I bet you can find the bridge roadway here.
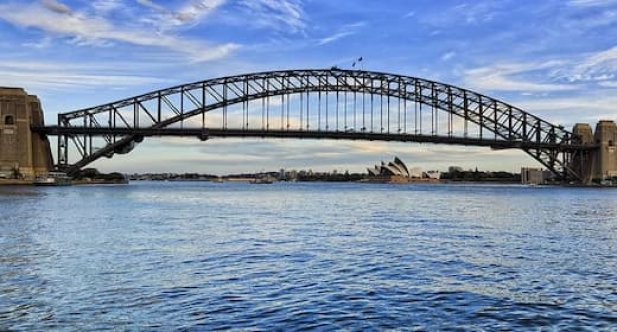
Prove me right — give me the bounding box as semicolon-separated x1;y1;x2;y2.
33;126;596;152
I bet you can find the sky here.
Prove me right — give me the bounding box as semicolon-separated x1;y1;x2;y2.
0;0;616;174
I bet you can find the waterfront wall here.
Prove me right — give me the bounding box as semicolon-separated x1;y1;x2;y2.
0;87;52;180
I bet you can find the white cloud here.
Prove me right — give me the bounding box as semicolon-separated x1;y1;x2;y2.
135;0;166;11
317;21;365;46
0;1;238;63
464;62;575;92
41;0;71;14
423;2;501;27
569;0;617;6
441;51;456;61
403;11;416;19
135;0;307;34
317;31;355;46
566;45;617;83
136;0;226;31
237;0;306;32
0;60;168;90
599;81;617;87
518;94;617;114
174;0;225;24
92;0;124;13
23;36;54;49
461;54;617;124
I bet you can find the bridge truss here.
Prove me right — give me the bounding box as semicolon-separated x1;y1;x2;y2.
35;69;595;182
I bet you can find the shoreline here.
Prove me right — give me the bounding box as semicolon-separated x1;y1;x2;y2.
1;178;615;187
128;179;617;187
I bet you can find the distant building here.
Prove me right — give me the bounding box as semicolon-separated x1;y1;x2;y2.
521;167;551;185
409;167;423;178
448;166;463;173
424;170;441;179
367;157;410;177
367;157;438;183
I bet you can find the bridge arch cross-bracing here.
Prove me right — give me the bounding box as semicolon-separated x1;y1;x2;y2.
42;69;593;182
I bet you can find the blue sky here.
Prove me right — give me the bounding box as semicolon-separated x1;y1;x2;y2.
0;0;616;174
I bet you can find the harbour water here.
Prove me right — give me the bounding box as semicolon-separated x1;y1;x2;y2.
0;182;615;330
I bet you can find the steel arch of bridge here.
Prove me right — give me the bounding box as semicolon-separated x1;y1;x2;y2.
43;69;594;181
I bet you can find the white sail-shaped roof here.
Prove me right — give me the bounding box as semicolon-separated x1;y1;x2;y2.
394;157;410;177
367;157;413;178
367;167;380;176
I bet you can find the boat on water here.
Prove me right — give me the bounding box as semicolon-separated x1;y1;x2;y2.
34;172;72;186
251;176;275;184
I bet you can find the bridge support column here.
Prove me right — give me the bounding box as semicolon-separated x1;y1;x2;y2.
594;120;617;182
572;121;617;184
0;87;52;181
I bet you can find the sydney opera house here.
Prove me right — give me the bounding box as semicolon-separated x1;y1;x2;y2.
367;157;440;183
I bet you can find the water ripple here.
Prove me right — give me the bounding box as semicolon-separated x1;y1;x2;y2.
0;182;615;330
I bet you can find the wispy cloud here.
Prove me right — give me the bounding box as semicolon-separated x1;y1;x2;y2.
462;44;617;94
569;0;617;6
23;36;54;49
91;0;125;13
0;60;168;90
175;0;226;24
135;0;166;12
236;0;306;32
317;22;365;46
422;2;502;27
463;61;576;92
568;45;617;82
317;31;355;46
0;1;238;62
518;94;617;114
514;93;617;127
41;0;71;14
441;51;456;61
403;11;416;19
455;2;499;24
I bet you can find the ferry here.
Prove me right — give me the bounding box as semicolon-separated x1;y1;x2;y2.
34;172;72;186
251;176;275;184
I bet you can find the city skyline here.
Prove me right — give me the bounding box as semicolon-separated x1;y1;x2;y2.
1;0;616;173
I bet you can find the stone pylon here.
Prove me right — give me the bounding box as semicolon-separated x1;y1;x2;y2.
0;87;52;180
571;120;617;184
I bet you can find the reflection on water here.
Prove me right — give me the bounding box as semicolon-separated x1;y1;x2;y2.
0;182;615;330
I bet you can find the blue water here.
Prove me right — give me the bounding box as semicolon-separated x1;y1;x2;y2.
0;182;615;330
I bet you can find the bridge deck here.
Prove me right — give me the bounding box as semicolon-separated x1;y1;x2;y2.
33;126;597;151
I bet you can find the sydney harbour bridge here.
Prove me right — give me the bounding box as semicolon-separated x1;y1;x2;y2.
32;69;608;184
